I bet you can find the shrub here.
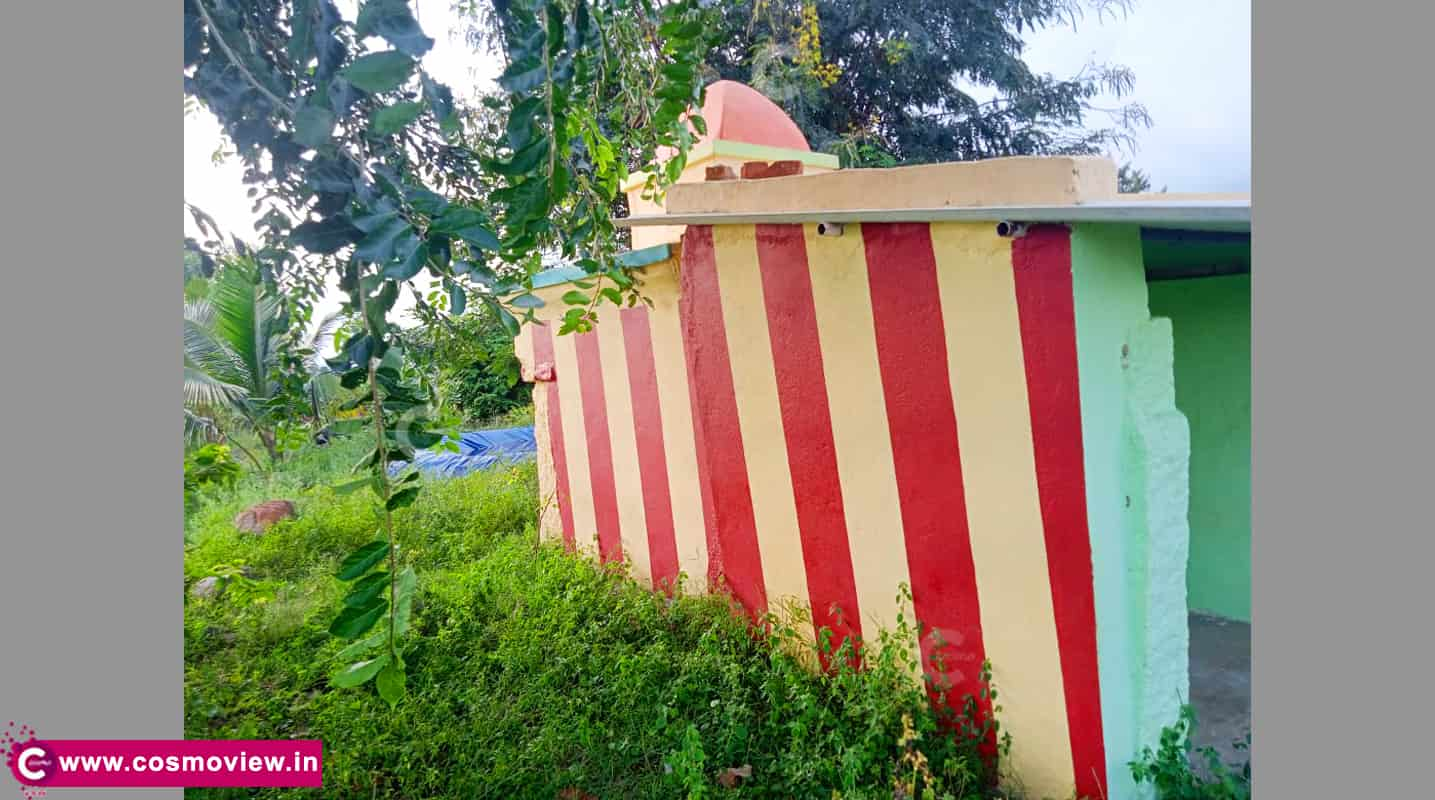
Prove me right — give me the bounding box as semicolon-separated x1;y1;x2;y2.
1129;704;1251;800
184;443;242;510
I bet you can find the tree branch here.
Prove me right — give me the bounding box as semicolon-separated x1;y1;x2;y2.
193;0;297;117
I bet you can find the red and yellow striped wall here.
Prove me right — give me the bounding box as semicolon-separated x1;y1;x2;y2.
516;222;1106;800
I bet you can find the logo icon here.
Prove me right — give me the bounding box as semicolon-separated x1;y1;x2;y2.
3;722;50;799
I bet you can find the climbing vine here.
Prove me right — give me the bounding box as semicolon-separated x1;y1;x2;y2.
183;0;713;703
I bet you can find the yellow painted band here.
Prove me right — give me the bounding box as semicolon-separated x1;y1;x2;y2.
929;222;1075;799
642;261;710;594
801;222;916;654
710;225;811;626
594;304;653;586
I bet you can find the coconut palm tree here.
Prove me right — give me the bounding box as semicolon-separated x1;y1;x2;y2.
183;256;346;468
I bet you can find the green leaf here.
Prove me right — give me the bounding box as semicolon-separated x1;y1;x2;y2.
354;216;413;263
345;571;390;608
334;629;386;661
421;73;456;127
330;76;361;115
449;283;467;315
428;235;452;270
339;331;377;368
293;104;336;149
386;486;420;511
381;235;426;280
510;293;545;309
496;303;520;337
505;175;550;223
286;0;316;65
506;96;543;150
338;366;368;390
498;56;545;93
376;659;407;706
493;137;549;177
305;158;355;193
352;205;400;234
374;279;400;313
342;51;415;93
406;188;448;217
370;101;424;136
402;427;444;449
393;567;417;638
331;654;390;688
292;218;362;255
561;290;589;305
660;63;694;84
356;0;434;57
431;207;500;251
337;540;391;580
332;477;371;495
328;599;388;639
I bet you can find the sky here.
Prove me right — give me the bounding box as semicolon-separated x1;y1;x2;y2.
183;0;1250;325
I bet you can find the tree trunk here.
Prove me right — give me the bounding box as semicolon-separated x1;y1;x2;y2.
258;428;280;466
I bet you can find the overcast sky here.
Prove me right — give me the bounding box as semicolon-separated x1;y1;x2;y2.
183;0;1250;323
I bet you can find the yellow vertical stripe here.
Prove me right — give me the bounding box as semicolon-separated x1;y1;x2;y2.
643;260;710;594
550;326;599;558
595;306;652;586
802;223;917;649
711;225;811;625
929;222;1074;799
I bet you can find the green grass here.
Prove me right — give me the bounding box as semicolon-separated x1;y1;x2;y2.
184;436;998;799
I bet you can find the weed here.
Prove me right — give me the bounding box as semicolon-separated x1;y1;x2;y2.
1129;704;1251;800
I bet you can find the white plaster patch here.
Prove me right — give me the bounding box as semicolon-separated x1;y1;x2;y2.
1122;317;1193;751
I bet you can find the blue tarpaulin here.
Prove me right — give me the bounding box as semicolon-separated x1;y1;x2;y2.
388;426;537;479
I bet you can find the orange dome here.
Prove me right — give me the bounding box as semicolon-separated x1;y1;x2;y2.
694;80;810;151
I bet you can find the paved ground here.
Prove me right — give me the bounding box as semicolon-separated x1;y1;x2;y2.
1189;612;1251;774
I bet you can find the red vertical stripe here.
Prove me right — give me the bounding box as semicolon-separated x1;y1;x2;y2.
754;224;864;660
532;326;575;549
620;306;681;592
678;226;767;616
862;222;990;714
574;329;623;563
1012;225;1108;798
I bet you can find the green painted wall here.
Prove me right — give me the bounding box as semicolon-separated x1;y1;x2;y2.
1148;275;1252;622
1070;224;1153;800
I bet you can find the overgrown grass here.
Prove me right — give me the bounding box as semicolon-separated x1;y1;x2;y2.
185;438;999;799
475;402;536;430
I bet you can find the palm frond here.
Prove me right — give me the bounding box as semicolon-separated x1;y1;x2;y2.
208;259;268;397
183;297;215;327
183;313;249;389
183;364;248;415
184;408;221;447
306;311;350;375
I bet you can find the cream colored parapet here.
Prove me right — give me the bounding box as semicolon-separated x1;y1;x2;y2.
1117;192;1250;203
662;155;1119;217
624;139;839;249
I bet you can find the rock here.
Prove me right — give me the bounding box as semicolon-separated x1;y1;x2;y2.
190;576;223;599
717;765;752;789
233;500;297;534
